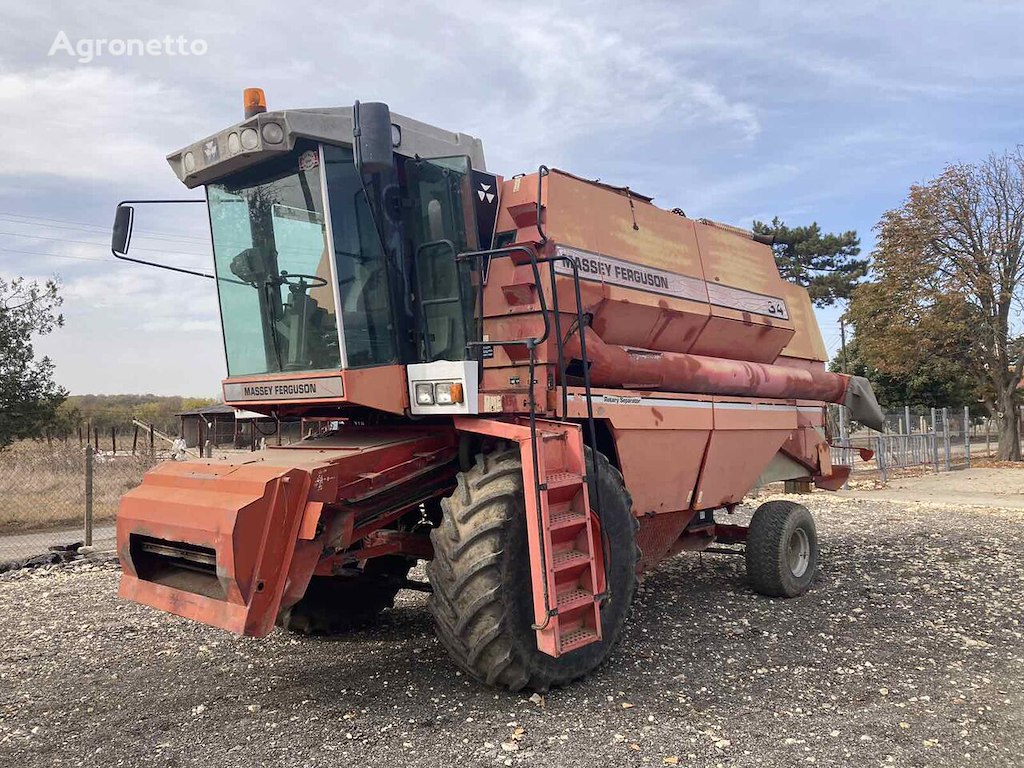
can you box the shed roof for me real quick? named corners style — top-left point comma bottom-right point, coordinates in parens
top-left (176, 404), bottom-right (238, 417)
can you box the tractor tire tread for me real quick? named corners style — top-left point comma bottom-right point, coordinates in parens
top-left (427, 446), bottom-right (638, 692)
top-left (745, 499), bottom-right (817, 598)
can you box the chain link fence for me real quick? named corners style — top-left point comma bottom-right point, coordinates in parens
top-left (0, 438), bottom-right (159, 564)
top-left (0, 418), bottom-right (320, 565)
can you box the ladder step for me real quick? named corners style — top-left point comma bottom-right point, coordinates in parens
top-left (556, 587), bottom-right (595, 612)
top-left (559, 626), bottom-right (600, 654)
top-left (552, 549), bottom-right (591, 571)
top-left (549, 508), bottom-right (588, 531)
top-left (543, 472), bottom-right (583, 491)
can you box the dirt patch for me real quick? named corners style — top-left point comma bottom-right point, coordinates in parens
top-left (840, 467), bottom-right (1024, 510)
top-left (1, 494), bottom-right (1022, 767)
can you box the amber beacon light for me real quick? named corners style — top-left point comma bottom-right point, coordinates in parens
top-left (243, 87), bottom-right (267, 118)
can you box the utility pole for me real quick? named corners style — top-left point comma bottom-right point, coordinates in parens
top-left (840, 315), bottom-right (849, 374)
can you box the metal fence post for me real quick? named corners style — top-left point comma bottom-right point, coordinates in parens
top-left (930, 407), bottom-right (939, 471)
top-left (876, 434), bottom-right (887, 483)
top-left (963, 405), bottom-right (971, 468)
top-left (943, 407), bottom-right (951, 470)
top-left (84, 445), bottom-right (94, 547)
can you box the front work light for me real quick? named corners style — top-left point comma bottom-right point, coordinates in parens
top-left (240, 128), bottom-right (259, 150)
top-left (434, 382), bottom-right (464, 405)
top-left (415, 383), bottom-right (435, 405)
top-left (261, 122), bottom-right (284, 144)
top-left (406, 361), bottom-right (478, 416)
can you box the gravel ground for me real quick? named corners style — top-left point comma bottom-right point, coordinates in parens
top-left (1, 488), bottom-right (1022, 767)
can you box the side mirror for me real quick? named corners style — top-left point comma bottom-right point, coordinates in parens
top-left (112, 204), bottom-right (134, 255)
top-left (353, 100), bottom-right (394, 175)
top-left (109, 198), bottom-right (214, 280)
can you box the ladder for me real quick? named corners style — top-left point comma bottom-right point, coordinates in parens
top-left (456, 415), bottom-right (606, 657)
top-left (526, 419), bottom-right (606, 656)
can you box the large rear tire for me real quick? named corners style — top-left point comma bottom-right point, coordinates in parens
top-left (427, 446), bottom-right (638, 691)
top-left (279, 556), bottom-right (412, 635)
top-left (745, 500), bottom-right (818, 598)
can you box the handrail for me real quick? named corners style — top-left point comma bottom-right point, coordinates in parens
top-left (413, 238), bottom-right (467, 361)
top-left (534, 252), bottom-right (608, 596)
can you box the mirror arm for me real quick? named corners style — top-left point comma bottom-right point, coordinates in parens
top-left (111, 198), bottom-right (215, 280)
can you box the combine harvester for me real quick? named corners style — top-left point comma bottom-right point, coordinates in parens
top-left (111, 89), bottom-right (882, 690)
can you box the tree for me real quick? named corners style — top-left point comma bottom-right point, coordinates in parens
top-left (753, 217), bottom-right (867, 307)
top-left (830, 329), bottom-right (977, 410)
top-left (851, 148), bottom-right (1024, 460)
top-left (0, 277), bottom-right (67, 449)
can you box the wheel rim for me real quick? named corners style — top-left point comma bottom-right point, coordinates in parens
top-left (787, 527), bottom-right (810, 578)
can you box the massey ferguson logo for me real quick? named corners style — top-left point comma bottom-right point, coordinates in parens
top-left (223, 376), bottom-right (344, 402)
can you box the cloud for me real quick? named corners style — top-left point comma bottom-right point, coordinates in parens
top-left (435, 2), bottom-right (762, 164)
top-left (0, 65), bottom-right (195, 182)
top-left (4, 0), bottom-right (1024, 391)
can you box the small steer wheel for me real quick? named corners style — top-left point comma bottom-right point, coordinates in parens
top-left (278, 271), bottom-right (328, 288)
top-left (745, 500), bottom-right (818, 598)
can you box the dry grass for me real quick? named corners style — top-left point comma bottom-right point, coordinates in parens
top-left (0, 441), bottom-right (157, 533)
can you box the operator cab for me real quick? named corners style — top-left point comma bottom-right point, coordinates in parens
top-left (113, 93), bottom-right (498, 415)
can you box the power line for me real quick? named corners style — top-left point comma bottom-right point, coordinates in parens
top-left (0, 230), bottom-right (208, 258)
top-left (0, 247), bottom-right (128, 264)
top-left (0, 210), bottom-right (208, 243)
top-left (0, 215), bottom-right (208, 247)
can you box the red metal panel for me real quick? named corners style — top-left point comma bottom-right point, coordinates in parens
top-left (690, 399), bottom-right (797, 509)
top-left (117, 428), bottom-right (460, 637)
top-left (118, 462), bottom-right (311, 636)
top-left (613, 429), bottom-right (709, 515)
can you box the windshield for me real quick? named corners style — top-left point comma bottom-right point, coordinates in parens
top-left (208, 141), bottom-right (402, 376)
top-left (208, 141), bottom-right (341, 376)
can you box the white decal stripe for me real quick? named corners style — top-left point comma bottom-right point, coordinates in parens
top-left (570, 393), bottom-right (820, 412)
top-left (714, 401), bottom-right (799, 411)
top-left (569, 393), bottom-right (710, 408)
top-left (553, 244), bottom-right (789, 320)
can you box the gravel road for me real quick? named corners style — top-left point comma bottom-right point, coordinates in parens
top-left (1, 489), bottom-right (1022, 767)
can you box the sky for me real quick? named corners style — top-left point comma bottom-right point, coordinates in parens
top-left (2, 0), bottom-right (1023, 397)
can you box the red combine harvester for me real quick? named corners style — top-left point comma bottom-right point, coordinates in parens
top-left (111, 90), bottom-right (883, 690)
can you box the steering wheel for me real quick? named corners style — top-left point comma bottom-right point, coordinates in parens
top-left (277, 271), bottom-right (328, 288)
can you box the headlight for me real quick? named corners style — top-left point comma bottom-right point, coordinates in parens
top-left (261, 122), bottom-right (284, 144)
top-left (240, 128), bottom-right (259, 150)
top-left (183, 152), bottom-right (195, 172)
top-left (434, 382), bottom-right (464, 405)
top-left (227, 132), bottom-right (241, 155)
top-left (414, 383), bottom-right (434, 405)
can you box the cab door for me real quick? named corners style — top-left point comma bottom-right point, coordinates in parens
top-left (404, 156), bottom-right (480, 362)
